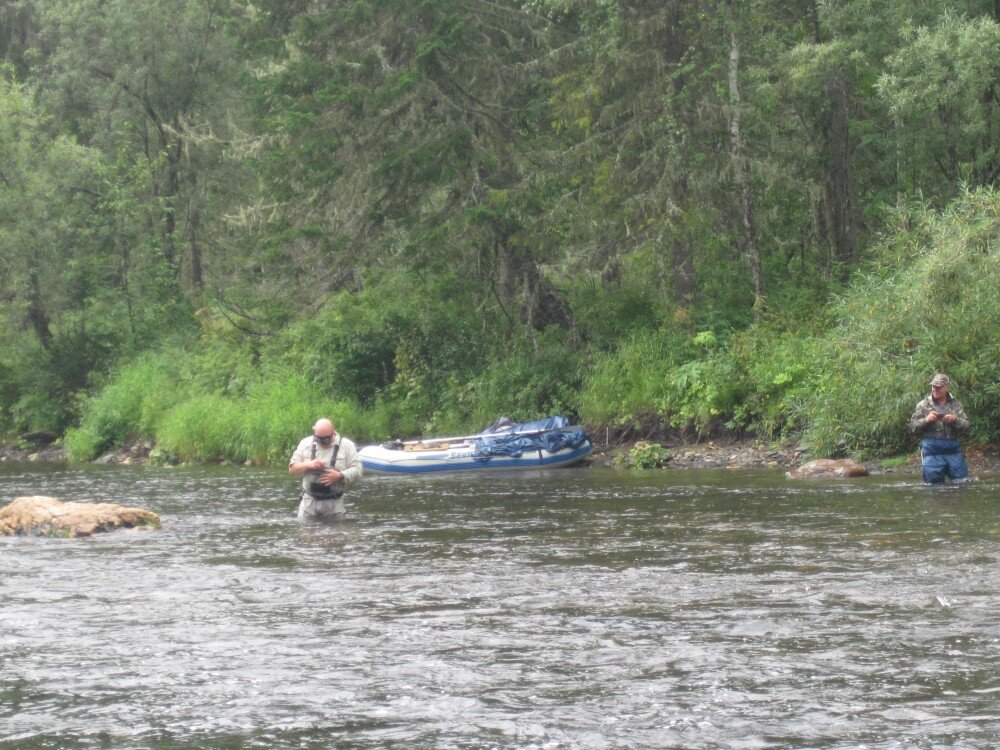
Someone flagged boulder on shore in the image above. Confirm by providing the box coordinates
[0,496,160,537]
[786,458,869,479]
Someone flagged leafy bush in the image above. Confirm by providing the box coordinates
[579,329,740,435]
[578,330,691,427]
[272,274,493,408]
[725,329,826,437]
[156,394,241,463]
[274,292,397,404]
[64,347,193,460]
[614,441,664,469]
[0,328,119,435]
[659,354,741,434]
[793,188,1000,455]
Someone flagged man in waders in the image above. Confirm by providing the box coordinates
[910,373,971,484]
[289,418,363,519]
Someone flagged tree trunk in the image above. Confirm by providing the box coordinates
[499,242,570,332]
[805,2,857,274]
[727,26,765,308]
[160,132,182,272]
[672,237,695,309]
[187,170,203,289]
[661,3,695,311]
[520,260,570,332]
[670,171,696,309]
[0,3,36,76]
[826,73,858,270]
[981,67,999,185]
[26,270,52,351]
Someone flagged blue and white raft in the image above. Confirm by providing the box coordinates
[358,416,592,474]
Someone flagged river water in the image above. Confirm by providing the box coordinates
[1,462,998,749]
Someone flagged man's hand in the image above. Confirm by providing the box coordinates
[291,458,328,474]
[318,468,343,486]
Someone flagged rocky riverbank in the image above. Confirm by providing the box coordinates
[0,438,149,465]
[596,438,1000,477]
[3,436,999,477]
[596,439,809,471]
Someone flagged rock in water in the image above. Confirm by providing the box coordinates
[786,458,869,479]
[0,496,160,537]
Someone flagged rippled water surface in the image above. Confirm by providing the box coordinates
[2,463,999,749]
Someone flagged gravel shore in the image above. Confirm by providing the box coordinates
[3,437,999,477]
[594,438,1000,477]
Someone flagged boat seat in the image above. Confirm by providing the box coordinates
[403,442,452,452]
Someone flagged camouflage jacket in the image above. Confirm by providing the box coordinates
[910,393,970,441]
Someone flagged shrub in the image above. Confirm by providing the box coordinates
[157,394,241,463]
[578,330,691,428]
[794,187,1000,455]
[579,329,740,436]
[614,441,665,469]
[725,329,826,438]
[433,330,584,434]
[65,347,192,460]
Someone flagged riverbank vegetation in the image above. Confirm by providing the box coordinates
[2,1,998,465]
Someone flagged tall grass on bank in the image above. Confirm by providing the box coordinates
[578,188,1000,455]
[155,394,240,463]
[793,188,1000,455]
[66,349,423,465]
[579,330,689,429]
[151,387,396,465]
[65,190,1000,464]
[579,329,745,436]
[64,349,191,460]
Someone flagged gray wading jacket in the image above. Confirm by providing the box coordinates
[289,434,363,496]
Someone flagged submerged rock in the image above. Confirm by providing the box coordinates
[0,496,160,537]
[786,458,869,479]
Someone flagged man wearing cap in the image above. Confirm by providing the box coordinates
[910,374,970,484]
[289,418,363,518]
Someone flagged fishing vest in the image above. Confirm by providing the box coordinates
[306,439,342,499]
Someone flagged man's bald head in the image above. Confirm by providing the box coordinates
[313,419,334,438]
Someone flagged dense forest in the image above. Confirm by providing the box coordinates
[1,0,998,465]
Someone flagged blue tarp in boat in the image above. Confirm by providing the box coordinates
[472,416,590,459]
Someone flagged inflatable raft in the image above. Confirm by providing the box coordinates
[358,416,592,474]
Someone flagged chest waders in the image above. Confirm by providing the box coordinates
[305,440,343,499]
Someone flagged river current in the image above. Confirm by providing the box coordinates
[1,462,998,749]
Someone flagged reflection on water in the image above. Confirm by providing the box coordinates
[1,463,999,749]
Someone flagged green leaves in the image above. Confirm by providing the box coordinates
[6,0,1000,458]
[799,186,1000,453]
[878,12,1000,195]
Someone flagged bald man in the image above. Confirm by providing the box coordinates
[289,418,363,518]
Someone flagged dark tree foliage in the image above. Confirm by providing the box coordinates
[243,0,572,334]
[2,0,1000,448]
